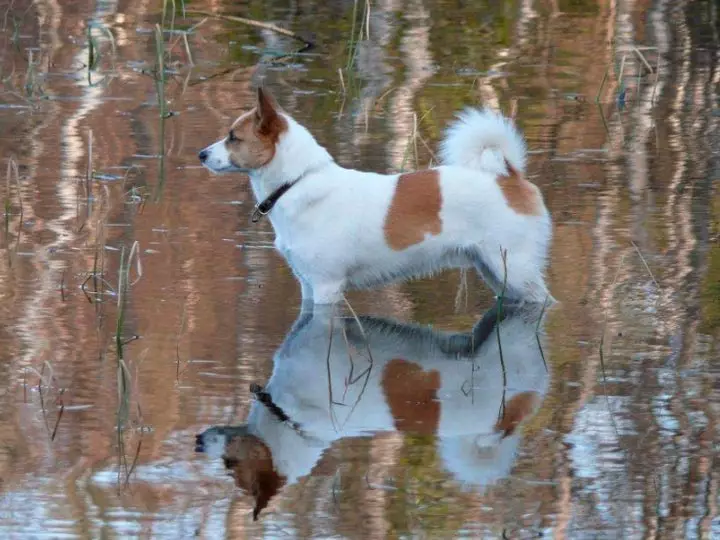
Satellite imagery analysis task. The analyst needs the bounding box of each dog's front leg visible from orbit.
[312,280,345,305]
[290,269,313,302]
[277,241,314,302]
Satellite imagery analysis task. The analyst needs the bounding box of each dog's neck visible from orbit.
[249,115,334,203]
[246,399,329,485]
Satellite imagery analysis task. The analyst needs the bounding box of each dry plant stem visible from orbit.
[650,52,661,105]
[364,0,370,39]
[340,326,357,402]
[11,158,21,222]
[187,10,314,48]
[535,295,550,373]
[338,68,346,94]
[125,436,143,487]
[632,46,654,74]
[413,113,419,169]
[38,363,49,434]
[86,130,93,218]
[325,306,339,432]
[60,268,66,301]
[4,158,20,245]
[595,64,609,103]
[182,33,193,65]
[631,240,661,292]
[341,296,374,430]
[51,401,64,441]
[346,0,360,71]
[599,254,625,438]
[154,24,167,202]
[176,297,188,379]
[453,269,469,313]
[495,249,508,420]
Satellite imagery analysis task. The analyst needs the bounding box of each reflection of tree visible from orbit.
[387,0,435,171]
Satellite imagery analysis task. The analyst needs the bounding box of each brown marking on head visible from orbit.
[225,87,288,170]
[494,391,541,438]
[222,432,286,521]
[497,160,543,216]
[382,358,441,435]
[384,169,443,250]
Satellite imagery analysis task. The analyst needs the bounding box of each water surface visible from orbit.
[0,0,718,538]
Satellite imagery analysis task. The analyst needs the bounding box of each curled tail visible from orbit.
[439,108,526,175]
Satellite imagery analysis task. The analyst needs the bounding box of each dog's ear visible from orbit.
[223,432,286,521]
[251,468,284,520]
[254,87,281,137]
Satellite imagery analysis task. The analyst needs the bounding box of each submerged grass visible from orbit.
[87,24,98,72]
[114,240,144,486]
[23,49,38,98]
[154,23,167,202]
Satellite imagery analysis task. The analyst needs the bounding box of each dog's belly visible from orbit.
[346,246,472,289]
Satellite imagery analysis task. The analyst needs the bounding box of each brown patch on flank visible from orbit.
[384,170,443,250]
[226,87,288,170]
[382,358,441,435]
[494,391,541,438]
[497,160,543,216]
[223,433,286,521]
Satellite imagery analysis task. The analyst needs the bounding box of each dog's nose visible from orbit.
[198,149,209,162]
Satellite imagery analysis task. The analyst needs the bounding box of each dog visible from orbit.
[195,302,550,520]
[199,88,553,304]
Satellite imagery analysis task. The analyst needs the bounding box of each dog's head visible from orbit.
[198,87,288,174]
[196,425,286,520]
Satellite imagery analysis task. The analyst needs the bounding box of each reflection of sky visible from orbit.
[566,398,640,539]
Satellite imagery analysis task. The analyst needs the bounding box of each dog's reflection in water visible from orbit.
[196,302,550,520]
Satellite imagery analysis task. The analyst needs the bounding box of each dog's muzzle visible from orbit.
[194,433,205,453]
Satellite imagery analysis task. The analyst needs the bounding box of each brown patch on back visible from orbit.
[384,170,443,250]
[494,391,541,438]
[382,358,441,435]
[226,87,288,170]
[497,160,543,216]
[222,433,286,521]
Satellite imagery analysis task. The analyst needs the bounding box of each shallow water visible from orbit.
[0,0,718,538]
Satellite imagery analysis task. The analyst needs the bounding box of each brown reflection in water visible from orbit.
[0,0,718,537]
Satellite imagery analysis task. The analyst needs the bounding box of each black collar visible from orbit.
[250,163,330,223]
[249,383,316,440]
[251,182,295,223]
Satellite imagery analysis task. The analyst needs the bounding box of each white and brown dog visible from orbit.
[199,88,553,304]
[196,302,550,520]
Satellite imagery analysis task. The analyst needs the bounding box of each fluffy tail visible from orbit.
[439,108,526,175]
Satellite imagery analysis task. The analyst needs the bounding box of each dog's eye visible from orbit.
[228,130,241,143]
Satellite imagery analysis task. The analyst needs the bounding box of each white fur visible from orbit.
[439,108,527,174]
[200,106,552,303]
[199,139,240,174]
[197,303,550,489]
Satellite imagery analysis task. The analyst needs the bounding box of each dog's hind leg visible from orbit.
[464,247,507,298]
[467,246,550,303]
